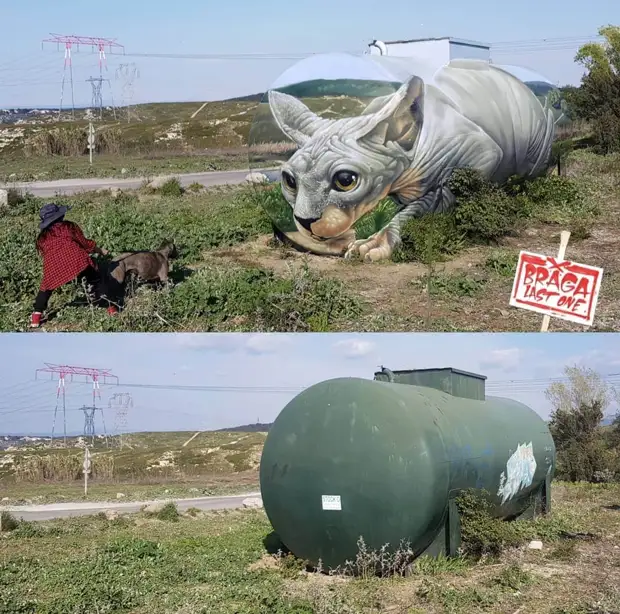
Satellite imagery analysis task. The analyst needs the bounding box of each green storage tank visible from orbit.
[260,370,556,569]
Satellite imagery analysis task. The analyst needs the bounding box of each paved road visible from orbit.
[0,168,279,198]
[1,491,262,521]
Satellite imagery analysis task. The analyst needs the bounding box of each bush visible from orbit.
[150,502,180,522]
[453,185,523,244]
[455,489,579,559]
[158,177,183,197]
[567,26,620,153]
[416,271,487,298]
[553,438,615,482]
[0,511,19,532]
[484,250,518,277]
[456,490,525,558]
[396,213,465,263]
[393,166,593,264]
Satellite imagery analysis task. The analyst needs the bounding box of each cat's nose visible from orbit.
[294,215,320,232]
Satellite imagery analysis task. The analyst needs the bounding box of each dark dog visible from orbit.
[110,241,177,284]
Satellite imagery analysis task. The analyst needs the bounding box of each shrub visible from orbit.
[14,453,114,482]
[186,182,204,193]
[396,213,465,263]
[484,250,518,278]
[156,177,183,197]
[0,511,19,532]
[151,502,180,522]
[24,127,88,157]
[456,489,524,558]
[455,489,573,559]
[353,199,399,240]
[454,188,522,243]
[416,272,487,298]
[568,26,620,153]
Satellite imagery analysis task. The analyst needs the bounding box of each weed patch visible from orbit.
[456,489,578,559]
[0,511,18,533]
[414,271,487,299]
[484,249,519,277]
[148,502,181,522]
[158,177,184,197]
[394,168,597,265]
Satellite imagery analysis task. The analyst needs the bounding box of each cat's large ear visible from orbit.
[353,76,424,152]
[268,90,332,147]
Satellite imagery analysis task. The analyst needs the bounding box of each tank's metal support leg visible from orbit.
[418,498,462,559]
[445,498,462,557]
[541,468,552,515]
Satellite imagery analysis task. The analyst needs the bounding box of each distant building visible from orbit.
[366,37,557,90]
[368,37,491,71]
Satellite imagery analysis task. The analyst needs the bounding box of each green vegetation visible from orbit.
[0,431,265,504]
[455,488,577,559]
[276,78,402,99]
[562,25,620,154]
[393,169,598,265]
[0,99,259,181]
[0,24,618,332]
[146,502,181,522]
[0,186,359,332]
[546,366,620,482]
[0,481,618,614]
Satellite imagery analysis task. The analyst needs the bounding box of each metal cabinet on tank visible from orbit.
[259,367,555,569]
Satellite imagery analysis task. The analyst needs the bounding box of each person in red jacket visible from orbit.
[31,203,119,328]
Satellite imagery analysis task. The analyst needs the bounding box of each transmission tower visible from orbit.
[115,63,140,123]
[81,405,97,442]
[109,393,133,448]
[86,76,116,120]
[42,34,124,121]
[35,364,118,448]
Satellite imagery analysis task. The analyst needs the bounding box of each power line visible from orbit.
[30,34,604,63]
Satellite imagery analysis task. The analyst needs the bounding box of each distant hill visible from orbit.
[227,78,403,105]
[601,416,618,426]
[218,423,273,433]
[272,78,402,100]
[224,93,264,103]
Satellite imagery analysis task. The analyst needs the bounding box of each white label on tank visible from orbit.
[497,442,537,504]
[321,495,342,511]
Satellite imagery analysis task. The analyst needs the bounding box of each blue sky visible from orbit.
[0,0,614,107]
[0,333,618,435]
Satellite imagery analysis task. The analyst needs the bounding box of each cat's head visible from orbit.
[267,77,424,241]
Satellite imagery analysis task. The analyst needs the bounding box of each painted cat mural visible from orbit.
[267,59,557,262]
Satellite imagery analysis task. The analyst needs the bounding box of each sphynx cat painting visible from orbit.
[253,56,560,262]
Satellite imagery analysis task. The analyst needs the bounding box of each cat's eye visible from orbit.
[332,171,358,192]
[282,171,297,192]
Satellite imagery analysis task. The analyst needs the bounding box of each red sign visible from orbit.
[509,251,603,326]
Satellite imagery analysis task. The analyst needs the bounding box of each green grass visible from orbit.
[0,152,252,182]
[0,482,618,614]
[0,187,361,332]
[0,149,617,333]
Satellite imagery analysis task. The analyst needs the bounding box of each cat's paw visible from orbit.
[345,232,393,263]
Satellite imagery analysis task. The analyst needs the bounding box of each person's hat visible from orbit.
[39,203,71,230]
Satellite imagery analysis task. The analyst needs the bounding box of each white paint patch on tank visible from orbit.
[497,442,537,504]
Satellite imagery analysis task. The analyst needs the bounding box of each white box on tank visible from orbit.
[368,37,491,75]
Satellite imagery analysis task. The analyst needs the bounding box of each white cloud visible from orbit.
[174,334,242,353]
[479,348,523,372]
[562,349,620,372]
[332,338,376,359]
[173,333,292,356]
[244,334,291,355]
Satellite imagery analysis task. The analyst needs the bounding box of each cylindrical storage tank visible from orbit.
[260,377,555,569]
